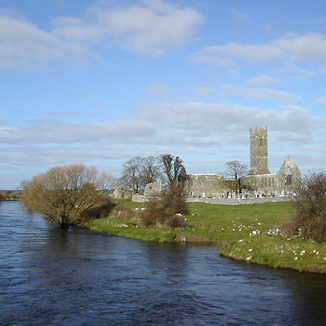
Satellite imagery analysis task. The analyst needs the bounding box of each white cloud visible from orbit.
[220,84,303,105]
[246,75,278,87]
[0,13,91,68]
[192,42,283,66]
[1,102,321,147]
[274,33,326,63]
[0,0,203,68]
[191,33,326,69]
[1,102,324,186]
[315,95,326,104]
[91,0,203,56]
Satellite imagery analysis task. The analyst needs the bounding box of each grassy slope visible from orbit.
[87,200,326,273]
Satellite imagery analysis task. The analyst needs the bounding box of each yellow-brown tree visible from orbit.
[20,164,113,227]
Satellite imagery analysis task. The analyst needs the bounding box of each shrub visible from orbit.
[135,180,190,228]
[81,198,116,221]
[138,202,163,227]
[161,181,189,216]
[289,170,326,243]
[164,215,187,229]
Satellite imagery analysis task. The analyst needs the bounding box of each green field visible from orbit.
[87,200,326,273]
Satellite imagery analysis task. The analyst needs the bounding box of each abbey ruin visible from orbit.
[187,127,301,203]
[119,127,301,204]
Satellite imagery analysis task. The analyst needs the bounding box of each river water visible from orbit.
[0,201,325,326]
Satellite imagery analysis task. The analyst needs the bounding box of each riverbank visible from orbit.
[0,190,22,201]
[87,201,326,273]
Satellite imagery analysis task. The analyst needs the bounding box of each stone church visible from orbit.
[129,126,301,202]
[188,127,301,199]
[240,127,301,195]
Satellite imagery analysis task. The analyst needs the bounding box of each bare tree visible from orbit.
[139,156,162,185]
[120,156,143,193]
[20,164,113,227]
[225,160,248,193]
[120,156,163,192]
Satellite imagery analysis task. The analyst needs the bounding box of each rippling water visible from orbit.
[0,201,325,326]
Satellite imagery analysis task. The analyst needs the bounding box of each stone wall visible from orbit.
[112,186,132,199]
[188,174,231,198]
[132,180,162,202]
[241,156,301,195]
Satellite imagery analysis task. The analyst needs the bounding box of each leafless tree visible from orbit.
[139,156,163,185]
[20,164,113,227]
[120,156,162,192]
[120,156,143,193]
[225,160,248,193]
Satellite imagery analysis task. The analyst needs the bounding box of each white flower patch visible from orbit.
[267,228,287,237]
[249,230,261,237]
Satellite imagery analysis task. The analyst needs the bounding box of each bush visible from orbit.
[135,181,190,228]
[289,171,326,243]
[164,215,187,229]
[161,181,189,216]
[81,198,116,221]
[138,202,164,227]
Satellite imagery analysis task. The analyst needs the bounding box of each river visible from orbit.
[0,201,325,325]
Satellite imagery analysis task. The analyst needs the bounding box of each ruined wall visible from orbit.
[187,174,231,198]
[241,156,301,195]
[275,156,301,191]
[132,180,162,202]
[127,127,302,203]
[112,186,132,199]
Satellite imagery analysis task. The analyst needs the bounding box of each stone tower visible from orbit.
[248,127,271,175]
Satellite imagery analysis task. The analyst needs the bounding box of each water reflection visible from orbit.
[0,201,325,326]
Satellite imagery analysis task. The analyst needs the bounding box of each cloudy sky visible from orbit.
[1,0,325,189]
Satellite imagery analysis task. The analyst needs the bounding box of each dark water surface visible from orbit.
[0,201,325,326]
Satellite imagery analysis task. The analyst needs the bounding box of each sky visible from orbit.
[1,0,326,189]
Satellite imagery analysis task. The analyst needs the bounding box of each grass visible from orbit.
[86,200,326,273]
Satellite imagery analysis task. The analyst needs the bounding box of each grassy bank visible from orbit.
[87,200,326,273]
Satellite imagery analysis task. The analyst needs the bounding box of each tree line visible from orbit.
[20,154,189,228]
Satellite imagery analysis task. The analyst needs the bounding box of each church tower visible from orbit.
[248,127,271,175]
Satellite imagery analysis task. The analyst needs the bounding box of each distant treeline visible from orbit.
[0,190,22,201]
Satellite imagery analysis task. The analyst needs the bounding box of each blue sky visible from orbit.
[1,0,325,189]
